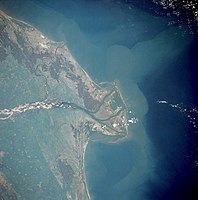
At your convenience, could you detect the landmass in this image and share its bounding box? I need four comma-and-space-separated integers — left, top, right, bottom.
0, 10, 128, 200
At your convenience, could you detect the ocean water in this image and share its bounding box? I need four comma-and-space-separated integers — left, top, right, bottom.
0, 0, 197, 199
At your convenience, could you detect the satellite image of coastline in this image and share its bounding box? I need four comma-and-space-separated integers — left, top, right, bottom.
0, 9, 128, 200
0, 0, 198, 200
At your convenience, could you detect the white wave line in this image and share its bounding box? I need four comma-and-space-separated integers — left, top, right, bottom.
156, 100, 168, 104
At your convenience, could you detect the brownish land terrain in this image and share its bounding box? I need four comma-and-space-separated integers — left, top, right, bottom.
0, 10, 128, 200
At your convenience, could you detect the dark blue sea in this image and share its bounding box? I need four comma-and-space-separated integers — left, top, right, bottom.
0, 0, 197, 199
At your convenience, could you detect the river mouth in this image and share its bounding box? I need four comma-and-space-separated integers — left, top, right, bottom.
0, 7, 128, 200
0, 0, 197, 200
